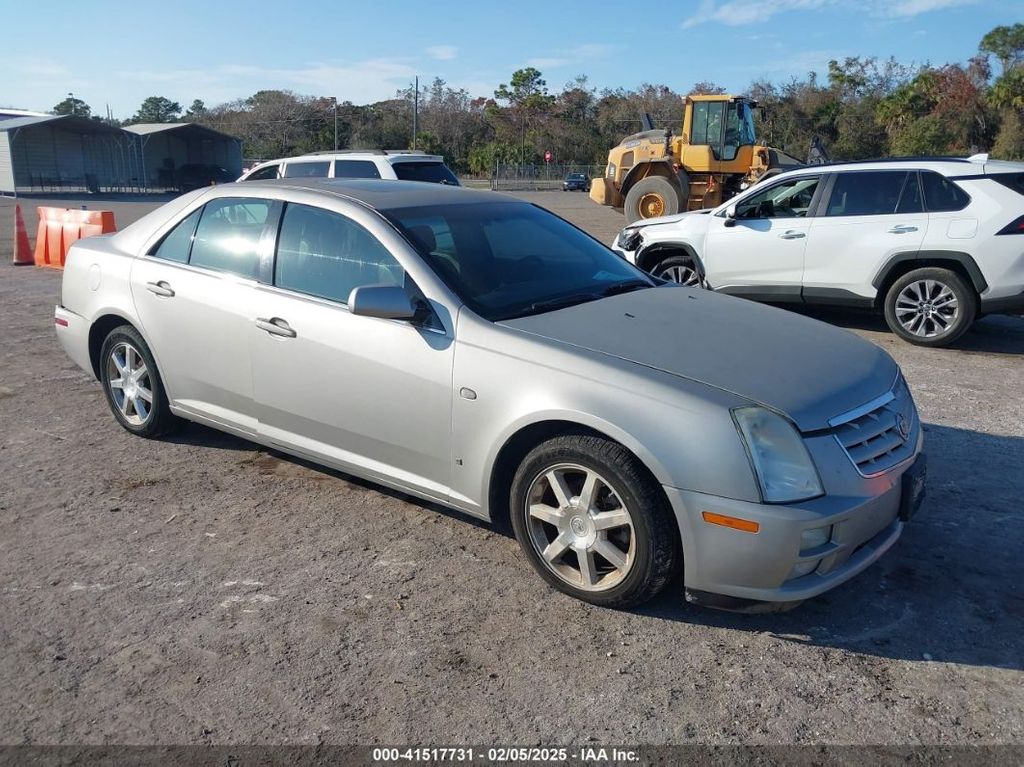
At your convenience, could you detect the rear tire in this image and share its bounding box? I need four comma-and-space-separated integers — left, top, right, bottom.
99, 325, 181, 438
510, 434, 680, 608
624, 176, 682, 224
883, 267, 976, 347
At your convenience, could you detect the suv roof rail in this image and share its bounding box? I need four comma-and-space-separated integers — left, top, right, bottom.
811, 156, 973, 168
300, 149, 431, 157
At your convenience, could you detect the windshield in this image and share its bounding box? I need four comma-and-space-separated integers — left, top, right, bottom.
391, 161, 460, 185
739, 102, 756, 145
383, 202, 654, 321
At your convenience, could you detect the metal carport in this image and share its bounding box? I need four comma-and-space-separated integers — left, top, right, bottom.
124, 123, 243, 191
0, 115, 144, 195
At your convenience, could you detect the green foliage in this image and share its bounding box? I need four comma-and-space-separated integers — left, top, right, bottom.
980, 24, 1024, 73
991, 67, 1024, 111
52, 96, 90, 117
132, 96, 182, 123
992, 110, 1024, 159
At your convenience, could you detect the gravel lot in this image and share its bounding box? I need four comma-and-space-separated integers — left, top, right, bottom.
0, 191, 1022, 746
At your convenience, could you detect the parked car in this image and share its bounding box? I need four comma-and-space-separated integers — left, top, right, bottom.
612, 155, 1024, 347
563, 173, 591, 192
54, 179, 924, 610
175, 164, 235, 192
239, 150, 459, 186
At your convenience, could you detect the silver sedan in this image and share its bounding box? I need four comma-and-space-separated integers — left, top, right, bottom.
55, 179, 926, 609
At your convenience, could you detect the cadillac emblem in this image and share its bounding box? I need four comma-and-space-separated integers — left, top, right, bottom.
896, 412, 911, 442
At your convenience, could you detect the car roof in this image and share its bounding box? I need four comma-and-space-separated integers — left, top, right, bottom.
781, 156, 1024, 177
228, 177, 516, 210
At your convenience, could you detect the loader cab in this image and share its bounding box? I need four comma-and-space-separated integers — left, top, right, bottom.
684, 96, 758, 165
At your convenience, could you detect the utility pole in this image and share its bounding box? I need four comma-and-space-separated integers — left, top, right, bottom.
412, 75, 418, 150
333, 96, 338, 151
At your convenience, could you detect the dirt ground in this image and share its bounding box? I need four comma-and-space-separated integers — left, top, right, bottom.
0, 191, 1022, 746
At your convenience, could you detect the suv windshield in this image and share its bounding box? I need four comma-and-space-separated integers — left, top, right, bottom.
392, 161, 459, 185
384, 202, 653, 321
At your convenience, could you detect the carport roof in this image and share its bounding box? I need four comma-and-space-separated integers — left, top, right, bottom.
123, 122, 239, 142
0, 114, 126, 134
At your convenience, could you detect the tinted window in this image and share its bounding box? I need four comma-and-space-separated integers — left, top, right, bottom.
896, 172, 924, 214
152, 208, 201, 263
245, 164, 279, 181
283, 161, 330, 178
189, 198, 270, 278
275, 203, 403, 304
691, 101, 724, 147
825, 171, 906, 216
922, 171, 970, 212
333, 160, 381, 179
392, 162, 459, 185
385, 202, 649, 321
736, 176, 820, 219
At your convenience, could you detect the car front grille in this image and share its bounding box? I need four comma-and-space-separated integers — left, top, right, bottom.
831, 376, 918, 477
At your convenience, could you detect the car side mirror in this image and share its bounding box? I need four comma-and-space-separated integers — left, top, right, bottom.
724, 204, 738, 227
348, 285, 417, 321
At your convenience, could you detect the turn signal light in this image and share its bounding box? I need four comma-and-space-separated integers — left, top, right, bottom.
702, 511, 760, 533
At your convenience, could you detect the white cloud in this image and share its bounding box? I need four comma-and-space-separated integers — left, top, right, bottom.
425, 45, 458, 61
884, 0, 977, 18
681, 0, 977, 27
524, 42, 616, 71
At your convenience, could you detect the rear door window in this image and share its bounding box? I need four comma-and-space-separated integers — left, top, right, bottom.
921, 171, 970, 212
825, 171, 907, 216
333, 160, 382, 179
189, 198, 271, 279
282, 161, 330, 178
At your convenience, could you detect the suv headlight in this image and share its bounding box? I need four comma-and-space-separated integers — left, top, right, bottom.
732, 407, 824, 503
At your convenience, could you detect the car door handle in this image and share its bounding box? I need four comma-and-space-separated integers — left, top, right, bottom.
255, 317, 297, 338
145, 280, 175, 297
778, 231, 806, 240
888, 225, 918, 234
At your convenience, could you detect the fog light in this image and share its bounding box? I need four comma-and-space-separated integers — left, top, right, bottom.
800, 525, 831, 552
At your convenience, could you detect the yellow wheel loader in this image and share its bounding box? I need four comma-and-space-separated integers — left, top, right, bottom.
589, 94, 804, 223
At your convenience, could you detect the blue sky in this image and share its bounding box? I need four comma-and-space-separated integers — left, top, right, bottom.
1, 0, 1021, 118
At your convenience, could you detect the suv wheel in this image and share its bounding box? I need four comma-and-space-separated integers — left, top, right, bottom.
651, 254, 703, 287
510, 434, 680, 608
883, 267, 976, 347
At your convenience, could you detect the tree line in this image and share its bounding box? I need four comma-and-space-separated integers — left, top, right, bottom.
52, 23, 1024, 174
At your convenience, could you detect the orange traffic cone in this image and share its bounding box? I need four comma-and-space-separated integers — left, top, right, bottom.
13, 204, 33, 265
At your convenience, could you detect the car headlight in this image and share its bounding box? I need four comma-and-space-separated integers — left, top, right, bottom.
732, 406, 824, 504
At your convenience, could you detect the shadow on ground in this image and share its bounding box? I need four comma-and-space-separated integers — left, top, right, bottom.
169, 418, 1024, 672
643, 423, 1024, 671
787, 305, 1024, 356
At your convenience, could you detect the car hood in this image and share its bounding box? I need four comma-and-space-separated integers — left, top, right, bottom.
501, 286, 897, 432
627, 209, 713, 229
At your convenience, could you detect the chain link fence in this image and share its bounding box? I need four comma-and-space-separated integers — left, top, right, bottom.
487, 164, 606, 191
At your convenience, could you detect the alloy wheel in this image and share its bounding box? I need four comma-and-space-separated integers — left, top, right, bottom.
894, 279, 959, 338
106, 342, 153, 426
657, 263, 701, 287
524, 463, 635, 592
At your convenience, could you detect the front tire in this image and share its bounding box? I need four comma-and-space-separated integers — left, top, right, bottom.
651, 254, 703, 287
510, 434, 680, 608
99, 325, 181, 438
624, 176, 682, 224
883, 267, 976, 347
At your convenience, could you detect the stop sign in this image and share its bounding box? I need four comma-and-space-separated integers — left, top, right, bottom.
544, 150, 552, 163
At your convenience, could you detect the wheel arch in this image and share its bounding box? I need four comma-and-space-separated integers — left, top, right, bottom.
485, 417, 673, 535
636, 241, 705, 277
872, 251, 986, 310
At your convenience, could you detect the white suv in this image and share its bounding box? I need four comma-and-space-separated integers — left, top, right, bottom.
239, 150, 459, 185
612, 156, 1024, 346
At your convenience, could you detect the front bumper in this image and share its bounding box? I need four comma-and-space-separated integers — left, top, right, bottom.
663, 453, 925, 606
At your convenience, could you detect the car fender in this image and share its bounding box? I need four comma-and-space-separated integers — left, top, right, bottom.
871, 250, 988, 294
